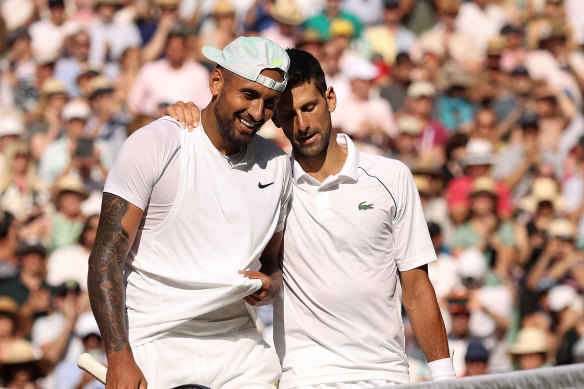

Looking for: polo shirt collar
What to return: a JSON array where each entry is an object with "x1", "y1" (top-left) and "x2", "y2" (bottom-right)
[{"x1": 291, "y1": 133, "x2": 360, "y2": 184}]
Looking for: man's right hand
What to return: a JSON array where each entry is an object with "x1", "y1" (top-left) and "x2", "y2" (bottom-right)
[
  {"x1": 106, "y1": 350, "x2": 148, "y2": 389},
  {"x1": 162, "y1": 101, "x2": 201, "y2": 132}
]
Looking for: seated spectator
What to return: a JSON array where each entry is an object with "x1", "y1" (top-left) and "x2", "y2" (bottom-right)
[
  {"x1": 391, "y1": 115, "x2": 422, "y2": 167},
  {"x1": 46, "y1": 214, "x2": 98, "y2": 291},
  {"x1": 28, "y1": 0, "x2": 76, "y2": 58},
  {"x1": 549, "y1": 285, "x2": 583, "y2": 365},
  {"x1": 434, "y1": 62, "x2": 476, "y2": 132},
  {"x1": 0, "y1": 238, "x2": 52, "y2": 324},
  {"x1": 0, "y1": 296, "x2": 28, "y2": 363},
  {"x1": 54, "y1": 30, "x2": 94, "y2": 98},
  {"x1": 0, "y1": 210, "x2": 18, "y2": 281},
  {"x1": 48, "y1": 175, "x2": 90, "y2": 252},
  {"x1": 0, "y1": 339, "x2": 50, "y2": 389},
  {"x1": 464, "y1": 342, "x2": 490, "y2": 376},
  {"x1": 303, "y1": 0, "x2": 362, "y2": 41},
  {"x1": 53, "y1": 311, "x2": 105, "y2": 389},
  {"x1": 31, "y1": 280, "x2": 87, "y2": 368},
  {"x1": 379, "y1": 52, "x2": 412, "y2": 112},
  {"x1": 260, "y1": 0, "x2": 304, "y2": 50},
  {"x1": 127, "y1": 32, "x2": 211, "y2": 117},
  {"x1": 446, "y1": 139, "x2": 512, "y2": 225},
  {"x1": 508, "y1": 326, "x2": 550, "y2": 370}
]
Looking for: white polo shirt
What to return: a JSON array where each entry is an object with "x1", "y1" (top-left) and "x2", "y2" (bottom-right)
[
  {"x1": 104, "y1": 117, "x2": 292, "y2": 346},
  {"x1": 274, "y1": 134, "x2": 436, "y2": 388}
]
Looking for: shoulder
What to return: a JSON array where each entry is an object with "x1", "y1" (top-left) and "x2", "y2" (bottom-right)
[
  {"x1": 126, "y1": 117, "x2": 182, "y2": 148},
  {"x1": 359, "y1": 152, "x2": 410, "y2": 178}
]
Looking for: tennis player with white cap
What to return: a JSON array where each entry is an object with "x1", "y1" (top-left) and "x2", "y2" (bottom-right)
[{"x1": 88, "y1": 37, "x2": 291, "y2": 388}]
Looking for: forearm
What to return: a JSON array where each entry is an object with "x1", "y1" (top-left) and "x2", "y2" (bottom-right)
[
  {"x1": 88, "y1": 193, "x2": 141, "y2": 356},
  {"x1": 402, "y1": 274, "x2": 450, "y2": 362},
  {"x1": 41, "y1": 319, "x2": 76, "y2": 364}
]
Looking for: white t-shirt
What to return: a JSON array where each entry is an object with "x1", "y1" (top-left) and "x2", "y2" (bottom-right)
[
  {"x1": 104, "y1": 117, "x2": 292, "y2": 346},
  {"x1": 274, "y1": 134, "x2": 436, "y2": 388}
]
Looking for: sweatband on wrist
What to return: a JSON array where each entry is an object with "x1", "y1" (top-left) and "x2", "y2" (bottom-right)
[{"x1": 428, "y1": 357, "x2": 456, "y2": 381}]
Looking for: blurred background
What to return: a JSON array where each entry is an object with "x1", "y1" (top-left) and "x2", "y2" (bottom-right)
[{"x1": 1, "y1": 0, "x2": 584, "y2": 387}]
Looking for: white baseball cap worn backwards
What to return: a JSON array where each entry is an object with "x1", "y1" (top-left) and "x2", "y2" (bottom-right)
[{"x1": 202, "y1": 37, "x2": 290, "y2": 92}]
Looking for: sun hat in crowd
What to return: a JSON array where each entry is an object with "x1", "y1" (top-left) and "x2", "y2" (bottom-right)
[
  {"x1": 548, "y1": 285, "x2": 578, "y2": 313},
  {"x1": 41, "y1": 78, "x2": 67, "y2": 96},
  {"x1": 0, "y1": 296, "x2": 19, "y2": 317},
  {"x1": 345, "y1": 58, "x2": 378, "y2": 81},
  {"x1": 1, "y1": 339, "x2": 51, "y2": 378},
  {"x1": 519, "y1": 177, "x2": 565, "y2": 212},
  {"x1": 212, "y1": 0, "x2": 236, "y2": 17},
  {"x1": 487, "y1": 36, "x2": 506, "y2": 56},
  {"x1": 407, "y1": 81, "x2": 436, "y2": 98},
  {"x1": 469, "y1": 176, "x2": 497, "y2": 197},
  {"x1": 94, "y1": 0, "x2": 123, "y2": 9},
  {"x1": 271, "y1": 0, "x2": 304, "y2": 26},
  {"x1": 330, "y1": 18, "x2": 355, "y2": 38},
  {"x1": 0, "y1": 113, "x2": 24, "y2": 139},
  {"x1": 397, "y1": 115, "x2": 423, "y2": 136},
  {"x1": 456, "y1": 248, "x2": 487, "y2": 285},
  {"x1": 202, "y1": 36, "x2": 289, "y2": 92},
  {"x1": 462, "y1": 138, "x2": 495, "y2": 166},
  {"x1": 438, "y1": 61, "x2": 475, "y2": 90},
  {"x1": 62, "y1": 99, "x2": 91, "y2": 121},
  {"x1": 437, "y1": 0, "x2": 460, "y2": 13},
  {"x1": 75, "y1": 311, "x2": 101, "y2": 339},
  {"x1": 55, "y1": 175, "x2": 90, "y2": 200},
  {"x1": 509, "y1": 327, "x2": 548, "y2": 355},
  {"x1": 547, "y1": 218, "x2": 575, "y2": 241}
]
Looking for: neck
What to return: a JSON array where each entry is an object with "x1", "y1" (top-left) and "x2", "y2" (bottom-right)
[
  {"x1": 201, "y1": 105, "x2": 240, "y2": 155},
  {"x1": 295, "y1": 135, "x2": 348, "y2": 182}
]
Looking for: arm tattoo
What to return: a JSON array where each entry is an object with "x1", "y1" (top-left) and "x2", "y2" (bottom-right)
[{"x1": 88, "y1": 193, "x2": 133, "y2": 354}]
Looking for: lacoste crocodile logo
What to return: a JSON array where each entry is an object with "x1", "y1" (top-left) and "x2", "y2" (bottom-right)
[{"x1": 358, "y1": 201, "x2": 374, "y2": 210}]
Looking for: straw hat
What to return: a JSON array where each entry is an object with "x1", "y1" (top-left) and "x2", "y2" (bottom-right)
[
  {"x1": 486, "y1": 36, "x2": 506, "y2": 56},
  {"x1": 437, "y1": 0, "x2": 460, "y2": 13},
  {"x1": 509, "y1": 327, "x2": 548, "y2": 355},
  {"x1": 0, "y1": 113, "x2": 24, "y2": 139},
  {"x1": 407, "y1": 81, "x2": 436, "y2": 98},
  {"x1": 212, "y1": 0, "x2": 236, "y2": 17},
  {"x1": 518, "y1": 177, "x2": 564, "y2": 212},
  {"x1": 41, "y1": 78, "x2": 67, "y2": 96},
  {"x1": 397, "y1": 115, "x2": 423, "y2": 136},
  {"x1": 414, "y1": 175, "x2": 431, "y2": 196},
  {"x1": 271, "y1": 0, "x2": 304, "y2": 26},
  {"x1": 1, "y1": 339, "x2": 51, "y2": 377},
  {"x1": 0, "y1": 296, "x2": 19, "y2": 316},
  {"x1": 546, "y1": 218, "x2": 575, "y2": 241},
  {"x1": 330, "y1": 18, "x2": 355, "y2": 38},
  {"x1": 413, "y1": 153, "x2": 442, "y2": 175},
  {"x1": 55, "y1": 175, "x2": 90, "y2": 200},
  {"x1": 469, "y1": 176, "x2": 497, "y2": 197}
]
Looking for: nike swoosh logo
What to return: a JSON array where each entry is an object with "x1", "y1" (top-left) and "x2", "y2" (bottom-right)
[{"x1": 258, "y1": 182, "x2": 275, "y2": 189}]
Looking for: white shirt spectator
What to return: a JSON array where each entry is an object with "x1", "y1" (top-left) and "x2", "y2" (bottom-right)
[
  {"x1": 455, "y1": 1, "x2": 507, "y2": 55},
  {"x1": 342, "y1": 0, "x2": 383, "y2": 26},
  {"x1": 128, "y1": 59, "x2": 211, "y2": 116},
  {"x1": 88, "y1": 18, "x2": 141, "y2": 65},
  {"x1": 29, "y1": 19, "x2": 78, "y2": 57}
]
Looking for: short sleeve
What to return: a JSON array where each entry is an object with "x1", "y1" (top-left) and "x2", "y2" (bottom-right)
[
  {"x1": 392, "y1": 162, "x2": 437, "y2": 272},
  {"x1": 275, "y1": 157, "x2": 292, "y2": 233},
  {"x1": 103, "y1": 118, "x2": 182, "y2": 210}
]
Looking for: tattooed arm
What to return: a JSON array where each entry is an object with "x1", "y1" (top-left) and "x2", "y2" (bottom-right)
[{"x1": 88, "y1": 193, "x2": 147, "y2": 389}]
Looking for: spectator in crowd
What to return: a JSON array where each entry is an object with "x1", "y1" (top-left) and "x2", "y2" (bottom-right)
[
  {"x1": 379, "y1": 52, "x2": 412, "y2": 112},
  {"x1": 332, "y1": 58, "x2": 396, "y2": 149},
  {"x1": 47, "y1": 175, "x2": 89, "y2": 252},
  {"x1": 128, "y1": 31, "x2": 211, "y2": 117},
  {"x1": 321, "y1": 40, "x2": 350, "y2": 104},
  {"x1": 0, "y1": 338, "x2": 50, "y2": 388},
  {"x1": 509, "y1": 326, "x2": 550, "y2": 370},
  {"x1": 0, "y1": 238, "x2": 51, "y2": 323},
  {"x1": 455, "y1": 0, "x2": 508, "y2": 55},
  {"x1": 88, "y1": 0, "x2": 142, "y2": 68},
  {"x1": 434, "y1": 61, "x2": 476, "y2": 132},
  {"x1": 259, "y1": 0, "x2": 304, "y2": 49},
  {"x1": 28, "y1": 0, "x2": 75, "y2": 58},
  {"x1": 46, "y1": 214, "x2": 98, "y2": 291},
  {"x1": 54, "y1": 30, "x2": 93, "y2": 98},
  {"x1": 303, "y1": 0, "x2": 362, "y2": 41},
  {"x1": 0, "y1": 296, "x2": 27, "y2": 362},
  {"x1": 392, "y1": 115, "x2": 422, "y2": 167},
  {"x1": 364, "y1": 0, "x2": 418, "y2": 64},
  {"x1": 464, "y1": 342, "x2": 490, "y2": 376}
]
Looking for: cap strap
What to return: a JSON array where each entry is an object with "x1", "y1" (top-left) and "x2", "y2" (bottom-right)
[{"x1": 256, "y1": 74, "x2": 286, "y2": 92}]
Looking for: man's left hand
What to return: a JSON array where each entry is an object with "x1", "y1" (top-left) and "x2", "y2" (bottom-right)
[{"x1": 239, "y1": 270, "x2": 281, "y2": 306}]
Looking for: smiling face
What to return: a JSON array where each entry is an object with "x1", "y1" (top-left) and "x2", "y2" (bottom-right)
[
  {"x1": 211, "y1": 68, "x2": 282, "y2": 151},
  {"x1": 275, "y1": 82, "x2": 336, "y2": 159}
]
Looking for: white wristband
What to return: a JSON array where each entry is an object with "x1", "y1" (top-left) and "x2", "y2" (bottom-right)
[{"x1": 428, "y1": 357, "x2": 456, "y2": 381}]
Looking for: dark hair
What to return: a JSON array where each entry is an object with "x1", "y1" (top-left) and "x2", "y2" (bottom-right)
[
  {"x1": 427, "y1": 221, "x2": 441, "y2": 238},
  {"x1": 445, "y1": 132, "x2": 468, "y2": 161},
  {"x1": 285, "y1": 48, "x2": 327, "y2": 97},
  {"x1": 0, "y1": 211, "x2": 14, "y2": 239}
]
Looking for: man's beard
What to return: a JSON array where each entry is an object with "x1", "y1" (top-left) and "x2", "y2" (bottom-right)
[
  {"x1": 213, "y1": 99, "x2": 260, "y2": 148},
  {"x1": 291, "y1": 116, "x2": 332, "y2": 159}
]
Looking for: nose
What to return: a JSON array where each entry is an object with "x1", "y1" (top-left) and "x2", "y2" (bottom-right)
[
  {"x1": 297, "y1": 113, "x2": 309, "y2": 132},
  {"x1": 248, "y1": 100, "x2": 263, "y2": 122}
]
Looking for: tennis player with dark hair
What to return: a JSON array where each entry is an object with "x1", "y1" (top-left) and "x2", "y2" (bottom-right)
[
  {"x1": 167, "y1": 48, "x2": 455, "y2": 388},
  {"x1": 88, "y1": 37, "x2": 291, "y2": 388}
]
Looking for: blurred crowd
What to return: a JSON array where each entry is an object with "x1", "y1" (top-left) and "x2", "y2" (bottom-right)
[{"x1": 1, "y1": 0, "x2": 584, "y2": 387}]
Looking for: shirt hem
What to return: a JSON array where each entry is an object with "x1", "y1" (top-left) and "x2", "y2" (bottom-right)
[{"x1": 279, "y1": 370, "x2": 410, "y2": 389}]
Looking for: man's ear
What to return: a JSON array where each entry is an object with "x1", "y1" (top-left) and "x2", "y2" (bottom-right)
[
  {"x1": 326, "y1": 86, "x2": 337, "y2": 113},
  {"x1": 209, "y1": 68, "x2": 224, "y2": 97}
]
